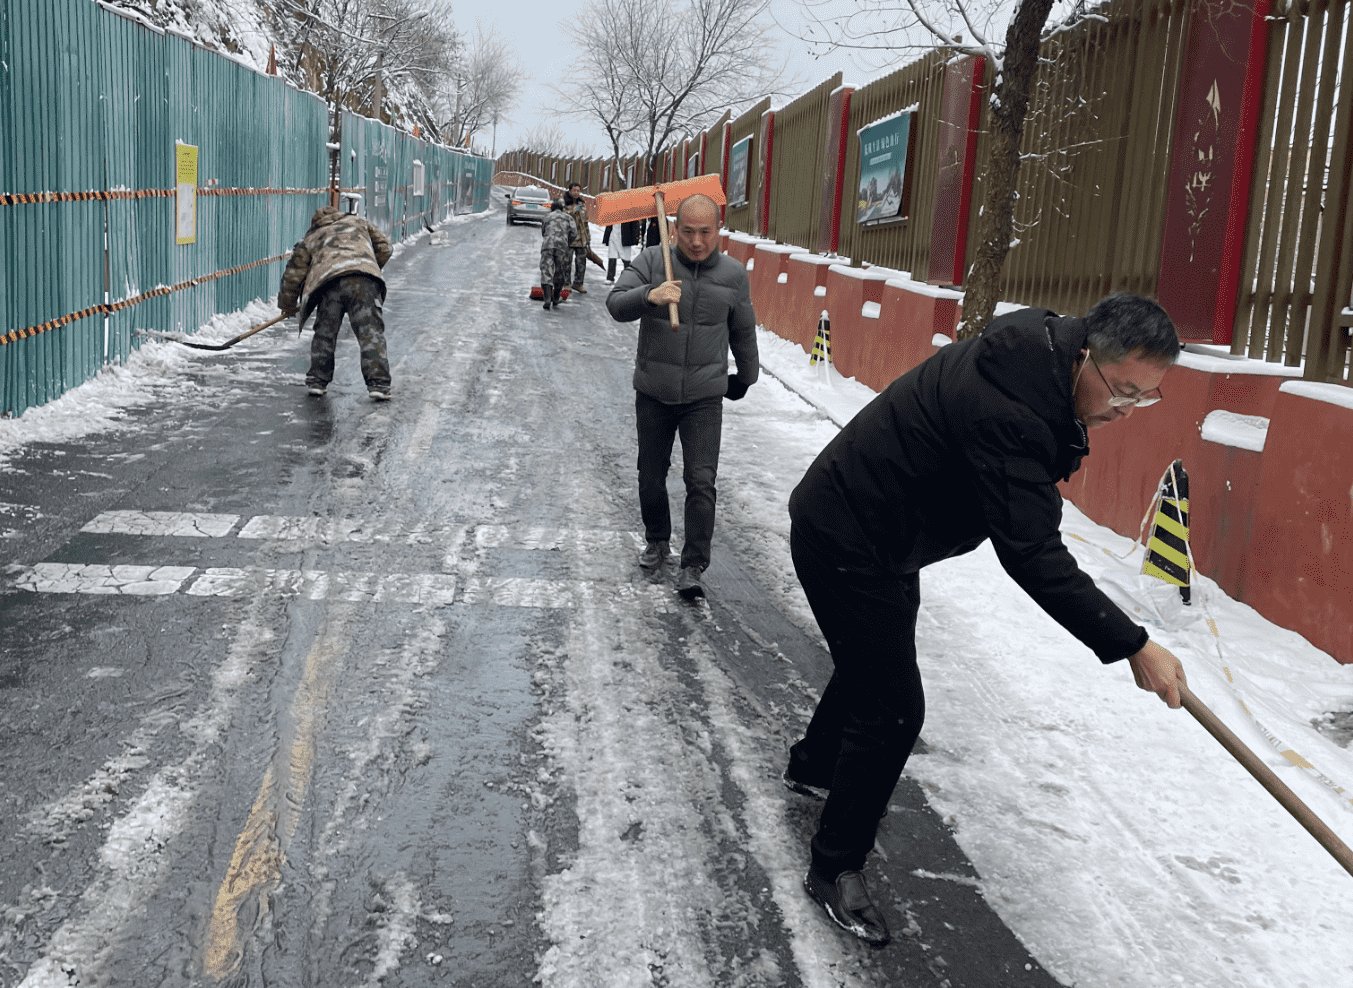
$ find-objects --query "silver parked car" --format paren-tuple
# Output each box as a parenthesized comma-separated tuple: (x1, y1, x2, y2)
(505, 185, 552, 225)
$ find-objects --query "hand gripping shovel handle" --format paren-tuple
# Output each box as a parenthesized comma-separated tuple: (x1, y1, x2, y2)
(1179, 684, 1353, 878)
(653, 189, 680, 332)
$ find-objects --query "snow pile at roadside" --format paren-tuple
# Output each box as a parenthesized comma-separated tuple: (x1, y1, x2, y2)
(0, 299, 281, 471)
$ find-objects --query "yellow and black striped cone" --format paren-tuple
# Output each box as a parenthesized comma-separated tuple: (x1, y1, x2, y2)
(1142, 460, 1191, 604)
(810, 311, 832, 366)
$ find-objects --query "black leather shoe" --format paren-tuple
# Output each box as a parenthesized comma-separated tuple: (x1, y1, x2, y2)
(638, 540, 669, 569)
(781, 767, 829, 801)
(804, 867, 890, 946)
(676, 566, 704, 600)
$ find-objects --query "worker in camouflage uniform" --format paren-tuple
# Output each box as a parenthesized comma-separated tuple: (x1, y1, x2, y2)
(277, 203, 394, 400)
(563, 182, 591, 294)
(540, 199, 574, 310)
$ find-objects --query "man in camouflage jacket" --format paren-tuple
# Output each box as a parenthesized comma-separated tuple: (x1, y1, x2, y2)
(539, 200, 574, 310)
(563, 183, 591, 293)
(277, 204, 394, 399)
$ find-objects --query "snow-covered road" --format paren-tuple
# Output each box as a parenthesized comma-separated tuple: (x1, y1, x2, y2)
(2, 200, 1351, 988)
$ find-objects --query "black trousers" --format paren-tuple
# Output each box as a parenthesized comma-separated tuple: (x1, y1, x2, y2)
(635, 391, 722, 571)
(788, 523, 925, 878)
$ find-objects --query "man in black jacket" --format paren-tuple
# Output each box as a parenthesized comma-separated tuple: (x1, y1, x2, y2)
(606, 194, 758, 599)
(785, 293, 1187, 947)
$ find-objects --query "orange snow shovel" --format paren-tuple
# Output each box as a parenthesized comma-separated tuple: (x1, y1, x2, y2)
(595, 174, 726, 331)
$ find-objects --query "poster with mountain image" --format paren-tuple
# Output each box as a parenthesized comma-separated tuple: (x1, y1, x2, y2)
(857, 113, 911, 225)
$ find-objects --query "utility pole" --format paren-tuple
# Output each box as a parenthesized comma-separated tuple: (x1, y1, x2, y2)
(452, 73, 463, 147)
(491, 112, 498, 158)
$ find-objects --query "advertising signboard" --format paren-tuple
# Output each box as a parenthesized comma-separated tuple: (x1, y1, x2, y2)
(856, 112, 910, 226)
(727, 136, 752, 207)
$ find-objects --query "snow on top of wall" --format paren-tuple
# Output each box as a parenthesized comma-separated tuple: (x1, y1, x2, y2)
(830, 263, 895, 281)
(1200, 410, 1269, 452)
(789, 253, 849, 267)
(1279, 380, 1353, 410)
(884, 277, 963, 301)
(1178, 344, 1304, 377)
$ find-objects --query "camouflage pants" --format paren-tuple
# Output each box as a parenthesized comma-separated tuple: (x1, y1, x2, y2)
(307, 274, 390, 390)
(570, 246, 588, 288)
(540, 245, 570, 292)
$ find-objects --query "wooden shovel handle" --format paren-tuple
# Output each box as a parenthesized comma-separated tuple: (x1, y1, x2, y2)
(1180, 684, 1353, 878)
(236, 311, 288, 342)
(653, 189, 679, 332)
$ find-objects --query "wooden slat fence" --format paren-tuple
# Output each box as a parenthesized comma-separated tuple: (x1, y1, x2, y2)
(500, 0, 1349, 383)
(1234, 0, 1353, 382)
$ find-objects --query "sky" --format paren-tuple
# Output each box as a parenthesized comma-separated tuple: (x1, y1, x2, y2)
(6, 200, 1353, 987)
(469, 0, 926, 157)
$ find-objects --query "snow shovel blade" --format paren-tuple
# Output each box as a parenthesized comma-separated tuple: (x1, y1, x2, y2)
(136, 312, 287, 351)
(594, 174, 726, 226)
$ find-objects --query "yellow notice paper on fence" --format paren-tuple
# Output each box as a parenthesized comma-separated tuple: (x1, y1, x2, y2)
(175, 143, 198, 245)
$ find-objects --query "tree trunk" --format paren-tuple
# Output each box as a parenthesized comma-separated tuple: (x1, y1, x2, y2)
(956, 0, 1056, 339)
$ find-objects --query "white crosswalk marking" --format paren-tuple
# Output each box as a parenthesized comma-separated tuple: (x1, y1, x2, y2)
(17, 563, 197, 595)
(81, 510, 240, 538)
(184, 568, 459, 604)
(20, 516, 663, 608)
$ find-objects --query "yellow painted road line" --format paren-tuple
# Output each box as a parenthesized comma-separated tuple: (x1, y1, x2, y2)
(204, 626, 350, 978)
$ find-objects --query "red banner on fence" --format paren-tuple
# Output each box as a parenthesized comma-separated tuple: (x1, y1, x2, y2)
(1155, 0, 1271, 344)
(926, 56, 984, 287)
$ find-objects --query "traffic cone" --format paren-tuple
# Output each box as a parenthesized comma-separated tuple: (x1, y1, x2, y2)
(1142, 460, 1191, 604)
(810, 311, 832, 366)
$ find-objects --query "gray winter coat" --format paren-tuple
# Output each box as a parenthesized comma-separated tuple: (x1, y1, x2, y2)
(606, 245, 759, 403)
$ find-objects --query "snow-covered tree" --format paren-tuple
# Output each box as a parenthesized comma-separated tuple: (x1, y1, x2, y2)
(798, 0, 1105, 337)
(440, 24, 522, 148)
(268, 0, 458, 129)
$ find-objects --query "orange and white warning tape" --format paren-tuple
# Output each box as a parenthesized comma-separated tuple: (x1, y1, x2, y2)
(1, 250, 291, 346)
(0, 186, 361, 205)
(1067, 481, 1353, 812)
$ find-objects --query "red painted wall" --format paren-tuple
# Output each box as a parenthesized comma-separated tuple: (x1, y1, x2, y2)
(1246, 386, 1353, 663)
(756, 255, 1351, 664)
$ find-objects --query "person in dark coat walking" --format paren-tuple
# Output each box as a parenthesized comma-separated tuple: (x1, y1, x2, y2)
(784, 293, 1187, 947)
(606, 194, 758, 600)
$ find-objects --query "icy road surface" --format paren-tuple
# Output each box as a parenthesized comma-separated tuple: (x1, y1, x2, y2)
(1, 195, 1351, 988)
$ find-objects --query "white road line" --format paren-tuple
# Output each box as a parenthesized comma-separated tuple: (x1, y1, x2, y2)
(16, 563, 197, 595)
(235, 515, 456, 544)
(80, 510, 239, 538)
(185, 568, 459, 604)
(18, 563, 674, 611)
(458, 576, 674, 611)
(78, 510, 645, 551)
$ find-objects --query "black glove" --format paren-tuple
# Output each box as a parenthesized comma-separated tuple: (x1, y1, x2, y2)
(725, 375, 750, 401)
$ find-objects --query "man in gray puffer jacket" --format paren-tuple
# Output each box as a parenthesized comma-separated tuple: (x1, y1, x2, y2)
(605, 194, 759, 599)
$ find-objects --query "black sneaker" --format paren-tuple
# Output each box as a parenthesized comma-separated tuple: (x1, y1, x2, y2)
(676, 566, 705, 600)
(803, 867, 890, 946)
(638, 540, 669, 569)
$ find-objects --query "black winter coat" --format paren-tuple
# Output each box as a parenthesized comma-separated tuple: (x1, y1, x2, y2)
(789, 307, 1147, 662)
